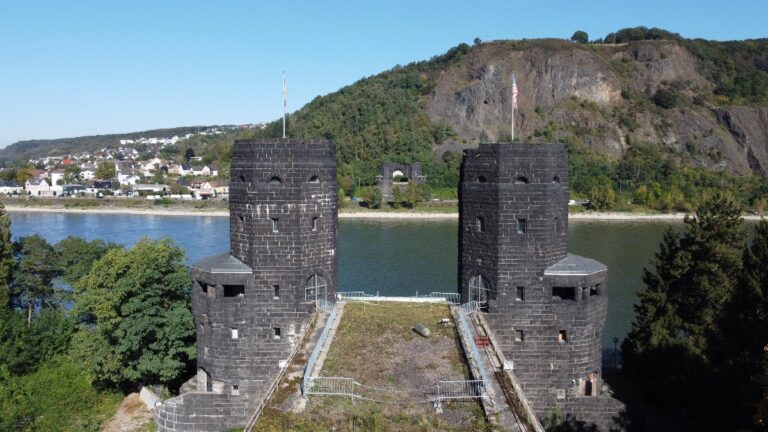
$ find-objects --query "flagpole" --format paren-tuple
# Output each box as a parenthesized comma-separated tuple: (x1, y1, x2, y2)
(282, 71, 286, 139)
(511, 73, 517, 142)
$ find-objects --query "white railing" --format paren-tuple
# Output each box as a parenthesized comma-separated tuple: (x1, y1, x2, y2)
(436, 380, 485, 401)
(305, 377, 355, 397)
(301, 304, 338, 396)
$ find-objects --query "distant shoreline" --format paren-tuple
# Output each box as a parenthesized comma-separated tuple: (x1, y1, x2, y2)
(4, 205, 765, 221)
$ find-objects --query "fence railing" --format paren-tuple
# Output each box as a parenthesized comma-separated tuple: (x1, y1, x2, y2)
(337, 291, 375, 300)
(422, 292, 461, 304)
(301, 304, 338, 396)
(457, 305, 490, 385)
(316, 298, 334, 311)
(461, 300, 479, 314)
(436, 380, 485, 401)
(304, 377, 355, 397)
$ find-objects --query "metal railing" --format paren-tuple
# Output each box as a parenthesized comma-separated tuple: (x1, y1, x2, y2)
(423, 292, 461, 304)
(304, 376, 355, 397)
(301, 304, 338, 396)
(457, 305, 490, 385)
(316, 299, 334, 311)
(436, 380, 485, 401)
(337, 291, 375, 300)
(461, 300, 479, 314)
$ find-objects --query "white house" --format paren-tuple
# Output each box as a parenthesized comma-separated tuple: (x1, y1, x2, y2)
(25, 178, 52, 196)
(50, 170, 65, 186)
(0, 180, 22, 195)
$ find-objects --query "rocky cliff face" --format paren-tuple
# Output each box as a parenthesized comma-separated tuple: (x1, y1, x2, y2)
(424, 39, 768, 175)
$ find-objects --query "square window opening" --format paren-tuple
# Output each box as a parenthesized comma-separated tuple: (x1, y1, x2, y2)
(223, 285, 245, 297)
(552, 286, 576, 301)
(231, 328, 239, 339)
(590, 286, 598, 296)
(515, 286, 524, 302)
(273, 327, 281, 339)
(232, 384, 240, 395)
(517, 218, 527, 234)
(515, 329, 524, 342)
(271, 218, 279, 233)
(558, 330, 567, 343)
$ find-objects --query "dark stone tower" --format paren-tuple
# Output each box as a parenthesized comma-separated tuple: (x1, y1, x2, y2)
(155, 139, 338, 432)
(459, 143, 621, 427)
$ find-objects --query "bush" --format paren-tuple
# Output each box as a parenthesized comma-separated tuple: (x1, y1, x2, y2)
(653, 88, 679, 109)
(361, 186, 383, 209)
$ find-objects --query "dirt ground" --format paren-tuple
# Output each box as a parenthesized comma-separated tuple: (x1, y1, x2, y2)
(101, 393, 154, 432)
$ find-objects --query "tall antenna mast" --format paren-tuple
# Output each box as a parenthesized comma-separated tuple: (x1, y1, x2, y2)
(282, 71, 287, 139)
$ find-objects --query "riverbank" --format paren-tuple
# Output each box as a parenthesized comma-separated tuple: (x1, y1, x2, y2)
(5, 204, 766, 221)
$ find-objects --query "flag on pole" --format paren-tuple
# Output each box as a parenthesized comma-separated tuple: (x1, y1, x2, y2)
(282, 72, 287, 139)
(512, 74, 518, 110)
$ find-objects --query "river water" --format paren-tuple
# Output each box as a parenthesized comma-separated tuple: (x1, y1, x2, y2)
(8, 212, 682, 347)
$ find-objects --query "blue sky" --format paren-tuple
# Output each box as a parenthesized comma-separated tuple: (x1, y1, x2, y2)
(0, 0, 766, 147)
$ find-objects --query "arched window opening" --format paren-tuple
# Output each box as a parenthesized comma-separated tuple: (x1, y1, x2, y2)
(269, 176, 282, 185)
(515, 175, 529, 184)
(553, 175, 561, 183)
(305, 273, 327, 305)
(468, 275, 490, 310)
(477, 175, 488, 183)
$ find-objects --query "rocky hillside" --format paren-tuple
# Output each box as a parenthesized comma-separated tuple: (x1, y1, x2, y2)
(425, 38, 768, 175)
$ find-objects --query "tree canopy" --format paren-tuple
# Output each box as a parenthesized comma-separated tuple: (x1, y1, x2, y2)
(73, 238, 196, 390)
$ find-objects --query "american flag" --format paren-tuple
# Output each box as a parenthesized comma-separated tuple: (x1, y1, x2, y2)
(512, 74, 519, 110)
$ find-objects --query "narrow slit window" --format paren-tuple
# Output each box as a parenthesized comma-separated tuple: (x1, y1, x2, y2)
(312, 216, 318, 231)
(231, 328, 239, 339)
(515, 330, 524, 342)
(554, 217, 559, 233)
(590, 286, 598, 296)
(515, 287, 524, 302)
(198, 281, 208, 294)
(517, 218, 527, 234)
(273, 327, 281, 339)
(273, 285, 280, 299)
(271, 218, 279, 233)
(475, 216, 484, 233)
(558, 330, 567, 343)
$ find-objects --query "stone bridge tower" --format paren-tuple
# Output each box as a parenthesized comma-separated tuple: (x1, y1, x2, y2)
(459, 143, 622, 428)
(155, 138, 338, 432)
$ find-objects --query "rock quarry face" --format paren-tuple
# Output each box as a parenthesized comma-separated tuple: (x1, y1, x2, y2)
(425, 39, 768, 175)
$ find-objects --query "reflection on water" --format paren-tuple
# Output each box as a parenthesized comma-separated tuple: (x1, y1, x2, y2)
(9, 211, 696, 345)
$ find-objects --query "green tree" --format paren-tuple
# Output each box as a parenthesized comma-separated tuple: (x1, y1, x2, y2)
(361, 186, 383, 209)
(403, 182, 425, 208)
(622, 194, 744, 428)
(55, 237, 117, 286)
(11, 236, 61, 326)
(653, 88, 679, 109)
(95, 161, 116, 179)
(62, 165, 82, 184)
(711, 220, 768, 429)
(0, 309, 75, 375)
(73, 238, 196, 389)
(0, 204, 13, 309)
(391, 185, 405, 209)
(184, 148, 195, 162)
(570, 30, 589, 43)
